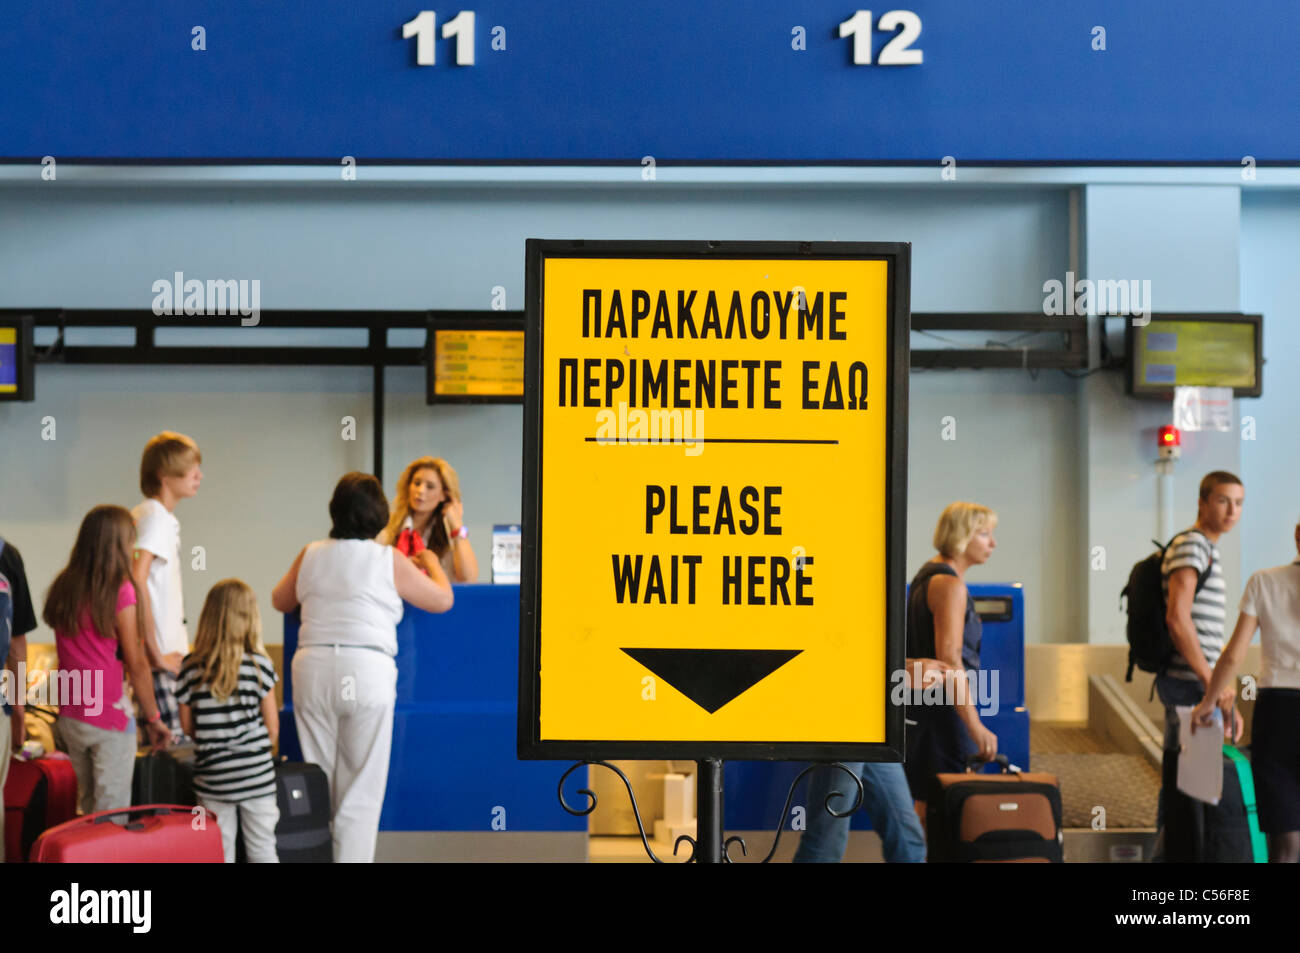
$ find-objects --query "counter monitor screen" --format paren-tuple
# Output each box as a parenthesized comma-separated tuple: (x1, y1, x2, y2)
(426, 321, 524, 404)
(1128, 315, 1261, 399)
(973, 597, 1013, 622)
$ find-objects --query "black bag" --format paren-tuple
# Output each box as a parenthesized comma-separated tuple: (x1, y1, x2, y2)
(1121, 535, 1213, 681)
(1204, 752, 1254, 863)
(1162, 748, 1253, 863)
(926, 756, 1064, 863)
(236, 761, 333, 863)
(131, 744, 197, 806)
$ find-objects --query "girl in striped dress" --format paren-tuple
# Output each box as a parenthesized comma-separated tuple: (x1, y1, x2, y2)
(176, 579, 280, 863)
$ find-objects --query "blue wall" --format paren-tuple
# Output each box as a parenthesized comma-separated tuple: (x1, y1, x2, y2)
(0, 171, 1296, 649)
(1240, 192, 1300, 575)
(0, 181, 1081, 645)
(5, 1, 1300, 161)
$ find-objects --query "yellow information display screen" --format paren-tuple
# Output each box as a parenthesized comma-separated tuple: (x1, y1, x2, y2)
(432, 328, 524, 398)
(0, 328, 16, 394)
(1135, 319, 1258, 391)
(520, 241, 909, 759)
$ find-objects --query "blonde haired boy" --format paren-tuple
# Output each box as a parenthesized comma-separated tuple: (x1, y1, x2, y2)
(131, 432, 203, 743)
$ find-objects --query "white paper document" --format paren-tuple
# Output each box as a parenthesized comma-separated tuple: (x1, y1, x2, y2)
(491, 523, 522, 584)
(1176, 705, 1224, 804)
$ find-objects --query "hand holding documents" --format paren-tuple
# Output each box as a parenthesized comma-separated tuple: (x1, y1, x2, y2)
(1176, 705, 1224, 804)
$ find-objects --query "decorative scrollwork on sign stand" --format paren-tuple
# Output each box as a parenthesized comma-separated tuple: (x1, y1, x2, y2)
(558, 760, 683, 864)
(560, 759, 864, 864)
(722, 762, 865, 864)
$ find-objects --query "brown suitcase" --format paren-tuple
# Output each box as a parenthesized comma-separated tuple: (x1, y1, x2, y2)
(927, 756, 1063, 863)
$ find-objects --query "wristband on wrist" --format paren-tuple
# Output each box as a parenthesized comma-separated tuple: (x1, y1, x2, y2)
(147, 711, 163, 726)
(451, 525, 469, 540)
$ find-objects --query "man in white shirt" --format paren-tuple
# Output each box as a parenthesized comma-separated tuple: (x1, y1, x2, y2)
(132, 432, 203, 744)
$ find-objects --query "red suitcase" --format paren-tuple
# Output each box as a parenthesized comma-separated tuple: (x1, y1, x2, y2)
(31, 805, 224, 863)
(4, 753, 78, 863)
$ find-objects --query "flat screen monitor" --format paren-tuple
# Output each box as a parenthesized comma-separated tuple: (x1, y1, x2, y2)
(1127, 314, 1262, 399)
(0, 315, 34, 402)
(425, 315, 524, 404)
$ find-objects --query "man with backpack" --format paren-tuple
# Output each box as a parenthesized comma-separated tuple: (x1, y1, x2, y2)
(1154, 471, 1245, 860)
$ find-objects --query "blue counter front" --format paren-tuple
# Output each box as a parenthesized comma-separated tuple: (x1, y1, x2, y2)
(279, 584, 584, 833)
(279, 581, 1025, 838)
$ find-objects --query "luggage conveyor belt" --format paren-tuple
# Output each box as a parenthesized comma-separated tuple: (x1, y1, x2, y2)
(1033, 674, 1164, 862)
(1032, 723, 1160, 829)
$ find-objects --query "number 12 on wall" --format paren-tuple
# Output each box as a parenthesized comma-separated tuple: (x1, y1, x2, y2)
(839, 10, 923, 65)
(403, 10, 476, 66)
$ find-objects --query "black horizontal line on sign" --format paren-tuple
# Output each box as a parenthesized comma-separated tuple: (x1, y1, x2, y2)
(584, 437, 838, 445)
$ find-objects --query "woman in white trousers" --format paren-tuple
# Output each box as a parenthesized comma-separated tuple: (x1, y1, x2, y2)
(272, 472, 453, 863)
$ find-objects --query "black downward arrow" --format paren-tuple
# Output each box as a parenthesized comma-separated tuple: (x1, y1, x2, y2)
(621, 647, 803, 714)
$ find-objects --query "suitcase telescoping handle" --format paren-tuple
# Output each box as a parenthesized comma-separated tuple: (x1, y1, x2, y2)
(965, 754, 1021, 774)
(91, 805, 209, 833)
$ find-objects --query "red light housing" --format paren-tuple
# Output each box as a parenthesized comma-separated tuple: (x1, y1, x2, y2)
(1159, 425, 1181, 447)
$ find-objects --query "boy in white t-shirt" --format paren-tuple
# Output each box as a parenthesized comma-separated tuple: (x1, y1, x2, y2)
(131, 431, 203, 743)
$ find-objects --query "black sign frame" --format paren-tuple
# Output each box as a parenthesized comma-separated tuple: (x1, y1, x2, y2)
(517, 239, 910, 761)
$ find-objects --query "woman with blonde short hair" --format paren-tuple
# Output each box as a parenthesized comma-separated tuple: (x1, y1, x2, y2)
(379, 457, 478, 583)
(903, 502, 1000, 799)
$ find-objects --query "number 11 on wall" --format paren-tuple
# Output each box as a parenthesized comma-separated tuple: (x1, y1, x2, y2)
(403, 10, 476, 66)
(839, 10, 924, 65)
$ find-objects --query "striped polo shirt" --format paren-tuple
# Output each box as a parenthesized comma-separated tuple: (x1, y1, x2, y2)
(175, 652, 278, 801)
(1160, 528, 1227, 676)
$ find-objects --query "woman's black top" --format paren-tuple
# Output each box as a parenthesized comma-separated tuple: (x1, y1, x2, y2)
(906, 561, 981, 671)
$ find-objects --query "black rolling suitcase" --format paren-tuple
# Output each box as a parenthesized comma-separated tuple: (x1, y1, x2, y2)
(132, 744, 197, 806)
(926, 755, 1064, 863)
(1163, 746, 1257, 863)
(237, 761, 333, 863)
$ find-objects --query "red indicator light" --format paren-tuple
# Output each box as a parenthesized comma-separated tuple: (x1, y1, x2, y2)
(1159, 425, 1181, 447)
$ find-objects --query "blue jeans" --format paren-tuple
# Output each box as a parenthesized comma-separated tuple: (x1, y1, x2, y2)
(792, 762, 926, 863)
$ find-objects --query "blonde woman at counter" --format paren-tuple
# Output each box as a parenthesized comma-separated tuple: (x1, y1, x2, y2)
(380, 456, 479, 583)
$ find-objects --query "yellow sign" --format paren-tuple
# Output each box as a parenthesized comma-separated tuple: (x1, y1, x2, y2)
(0, 327, 15, 393)
(521, 242, 908, 758)
(433, 328, 524, 397)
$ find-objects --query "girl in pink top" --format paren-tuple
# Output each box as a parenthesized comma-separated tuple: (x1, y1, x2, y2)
(44, 505, 171, 814)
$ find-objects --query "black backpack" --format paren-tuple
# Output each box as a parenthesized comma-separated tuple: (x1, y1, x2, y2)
(1120, 534, 1213, 681)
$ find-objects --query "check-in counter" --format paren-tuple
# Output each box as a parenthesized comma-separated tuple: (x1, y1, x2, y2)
(279, 584, 586, 861)
(966, 582, 1029, 772)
